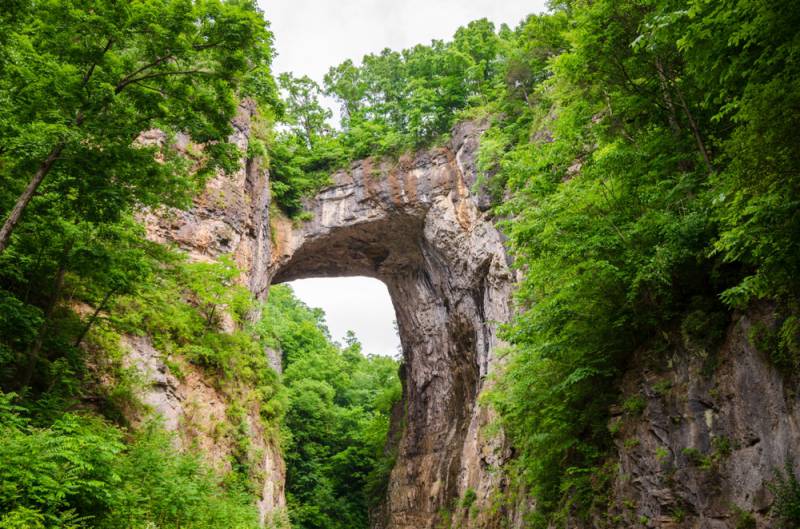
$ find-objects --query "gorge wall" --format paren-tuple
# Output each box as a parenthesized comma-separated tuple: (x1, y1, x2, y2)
(137, 100, 287, 526)
(606, 304, 800, 529)
(141, 102, 799, 529)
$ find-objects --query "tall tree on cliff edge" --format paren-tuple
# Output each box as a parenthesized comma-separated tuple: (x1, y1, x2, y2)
(0, 0, 278, 253)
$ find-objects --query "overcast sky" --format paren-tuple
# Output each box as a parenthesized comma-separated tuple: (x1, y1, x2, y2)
(261, 0, 548, 82)
(287, 277, 401, 357)
(262, 0, 547, 357)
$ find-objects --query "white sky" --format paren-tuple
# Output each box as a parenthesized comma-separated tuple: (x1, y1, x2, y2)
(261, 0, 548, 83)
(287, 277, 400, 357)
(264, 0, 547, 357)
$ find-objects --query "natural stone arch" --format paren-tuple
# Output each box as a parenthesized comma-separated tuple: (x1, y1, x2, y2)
(146, 104, 516, 528)
(267, 122, 515, 529)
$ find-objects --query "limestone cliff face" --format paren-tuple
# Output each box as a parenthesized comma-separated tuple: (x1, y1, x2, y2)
(142, 100, 273, 302)
(137, 104, 800, 529)
(269, 121, 516, 529)
(605, 305, 800, 529)
(139, 100, 286, 525)
(141, 107, 517, 528)
(123, 335, 287, 527)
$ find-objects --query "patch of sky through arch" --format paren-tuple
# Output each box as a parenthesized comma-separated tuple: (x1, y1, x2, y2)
(262, 0, 548, 357)
(287, 277, 401, 358)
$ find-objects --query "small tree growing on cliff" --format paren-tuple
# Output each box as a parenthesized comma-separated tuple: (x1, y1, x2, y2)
(184, 255, 253, 327)
(771, 458, 800, 528)
(0, 0, 278, 253)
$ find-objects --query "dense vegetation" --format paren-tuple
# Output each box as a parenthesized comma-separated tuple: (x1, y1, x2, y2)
(0, 398, 262, 529)
(0, 229, 284, 528)
(267, 0, 800, 525)
(260, 286, 401, 529)
(0, 2, 401, 528)
(2, 0, 800, 528)
(0, 1, 280, 527)
(488, 2, 799, 523)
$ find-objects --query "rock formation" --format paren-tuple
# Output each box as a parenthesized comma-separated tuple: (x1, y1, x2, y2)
(145, 104, 517, 527)
(140, 102, 799, 529)
(607, 304, 800, 528)
(269, 120, 515, 529)
(138, 100, 286, 525)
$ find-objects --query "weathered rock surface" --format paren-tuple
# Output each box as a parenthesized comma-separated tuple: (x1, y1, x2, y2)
(140, 102, 800, 529)
(123, 335, 287, 526)
(607, 305, 800, 528)
(142, 99, 273, 300)
(140, 100, 286, 525)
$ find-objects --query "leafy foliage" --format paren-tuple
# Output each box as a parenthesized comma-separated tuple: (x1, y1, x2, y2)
(2, 1, 799, 528)
(260, 286, 401, 529)
(0, 0, 278, 250)
(266, 19, 508, 214)
(478, 0, 800, 524)
(0, 2, 401, 528)
(0, 228, 285, 526)
(0, 392, 260, 529)
(770, 458, 800, 529)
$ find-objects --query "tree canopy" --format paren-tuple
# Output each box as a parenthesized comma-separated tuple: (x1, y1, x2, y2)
(1, 1, 800, 528)
(0, 0, 277, 251)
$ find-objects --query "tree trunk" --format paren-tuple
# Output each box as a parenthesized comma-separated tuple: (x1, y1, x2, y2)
(20, 240, 72, 389)
(74, 287, 117, 348)
(654, 58, 682, 137)
(0, 143, 65, 253)
(1, 40, 110, 255)
(674, 85, 714, 175)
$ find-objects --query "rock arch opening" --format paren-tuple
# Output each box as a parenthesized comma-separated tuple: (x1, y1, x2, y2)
(145, 108, 514, 528)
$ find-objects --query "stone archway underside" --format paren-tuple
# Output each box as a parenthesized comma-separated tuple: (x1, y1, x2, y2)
(268, 122, 514, 529)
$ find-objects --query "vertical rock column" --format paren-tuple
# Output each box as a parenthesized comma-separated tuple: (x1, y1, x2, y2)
(143, 100, 286, 525)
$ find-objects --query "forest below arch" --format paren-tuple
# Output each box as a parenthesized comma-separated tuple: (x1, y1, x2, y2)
(1, 0, 800, 528)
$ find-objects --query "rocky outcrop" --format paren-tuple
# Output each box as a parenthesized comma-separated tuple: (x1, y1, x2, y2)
(143, 111, 517, 528)
(269, 121, 516, 529)
(142, 96, 518, 527)
(123, 335, 287, 527)
(139, 103, 800, 529)
(142, 99, 273, 301)
(606, 305, 799, 528)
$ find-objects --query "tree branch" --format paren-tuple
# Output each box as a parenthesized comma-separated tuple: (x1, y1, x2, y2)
(0, 143, 66, 253)
(81, 38, 115, 90)
(116, 69, 214, 94)
(115, 53, 177, 90)
(21, 239, 74, 388)
(74, 286, 118, 348)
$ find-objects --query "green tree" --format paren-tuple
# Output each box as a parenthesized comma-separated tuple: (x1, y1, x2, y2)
(481, 1, 799, 524)
(269, 74, 341, 217)
(0, 392, 262, 529)
(278, 73, 332, 147)
(323, 60, 365, 126)
(0, 0, 276, 252)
